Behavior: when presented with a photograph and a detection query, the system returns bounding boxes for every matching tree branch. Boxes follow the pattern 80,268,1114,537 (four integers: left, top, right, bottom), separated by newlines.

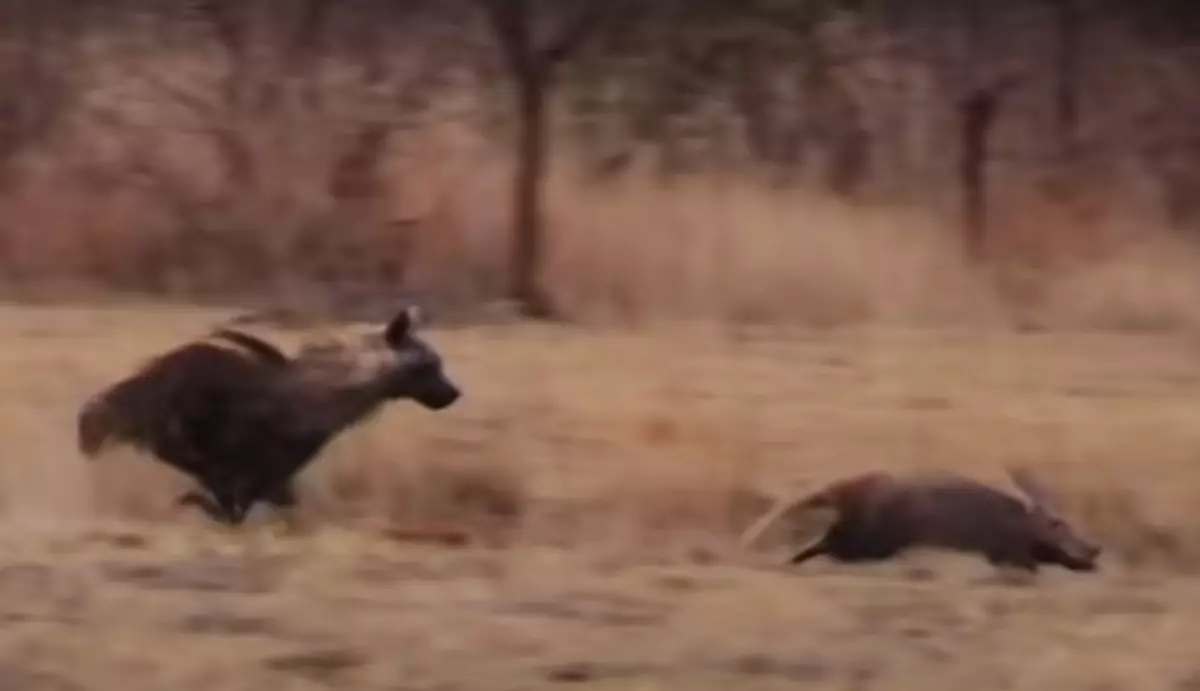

128,70,221,121
540,1,619,66
479,0,535,76
196,0,246,62
480,0,626,74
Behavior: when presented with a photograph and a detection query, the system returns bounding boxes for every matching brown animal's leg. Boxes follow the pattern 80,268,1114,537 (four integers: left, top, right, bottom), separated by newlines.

985,549,1040,573
788,537,829,565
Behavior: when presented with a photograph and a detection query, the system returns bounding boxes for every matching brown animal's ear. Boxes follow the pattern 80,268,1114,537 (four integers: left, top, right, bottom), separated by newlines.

384,305,421,348
1007,465,1062,512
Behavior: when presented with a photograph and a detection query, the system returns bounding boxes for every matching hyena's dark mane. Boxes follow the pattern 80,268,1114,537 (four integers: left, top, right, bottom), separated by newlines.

207,328,291,367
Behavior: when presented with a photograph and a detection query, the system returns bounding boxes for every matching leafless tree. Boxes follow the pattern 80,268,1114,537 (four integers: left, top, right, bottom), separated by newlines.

477,0,631,319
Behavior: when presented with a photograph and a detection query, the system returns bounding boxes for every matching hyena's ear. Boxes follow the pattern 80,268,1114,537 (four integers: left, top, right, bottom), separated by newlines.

384,305,422,348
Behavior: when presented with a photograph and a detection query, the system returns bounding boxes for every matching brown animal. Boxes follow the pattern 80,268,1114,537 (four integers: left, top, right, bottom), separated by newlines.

739,468,1101,573
77,305,462,526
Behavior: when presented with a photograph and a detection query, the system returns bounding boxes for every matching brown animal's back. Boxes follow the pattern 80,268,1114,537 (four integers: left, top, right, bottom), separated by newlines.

827,472,1037,562
898,473,1030,536
764,468,1101,572
822,472,900,509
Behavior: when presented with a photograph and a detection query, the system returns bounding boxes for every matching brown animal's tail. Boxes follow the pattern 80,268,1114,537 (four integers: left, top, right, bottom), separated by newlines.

738,485,838,550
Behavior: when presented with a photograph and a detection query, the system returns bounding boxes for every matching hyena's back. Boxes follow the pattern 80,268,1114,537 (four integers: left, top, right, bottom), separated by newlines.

77,331,288,462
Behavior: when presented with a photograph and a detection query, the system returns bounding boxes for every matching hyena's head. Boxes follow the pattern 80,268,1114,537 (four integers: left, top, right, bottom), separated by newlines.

299,306,462,412
376,306,462,410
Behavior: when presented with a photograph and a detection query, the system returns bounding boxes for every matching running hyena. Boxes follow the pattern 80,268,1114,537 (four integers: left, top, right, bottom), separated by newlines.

77,306,462,526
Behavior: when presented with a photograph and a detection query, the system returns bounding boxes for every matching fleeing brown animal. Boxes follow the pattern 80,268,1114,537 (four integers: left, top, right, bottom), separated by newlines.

77,306,462,527
739,468,1101,573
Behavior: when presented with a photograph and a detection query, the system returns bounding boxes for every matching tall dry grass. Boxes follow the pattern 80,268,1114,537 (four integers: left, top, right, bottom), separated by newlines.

2,301,1195,575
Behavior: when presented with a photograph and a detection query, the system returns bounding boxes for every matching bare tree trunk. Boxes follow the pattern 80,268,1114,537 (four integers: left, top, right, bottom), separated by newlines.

480,0,619,320
1050,0,1082,166
511,69,555,317
959,86,1001,262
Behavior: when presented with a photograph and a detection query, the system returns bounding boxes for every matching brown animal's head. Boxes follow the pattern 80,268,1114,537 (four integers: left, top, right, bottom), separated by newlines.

1010,467,1101,572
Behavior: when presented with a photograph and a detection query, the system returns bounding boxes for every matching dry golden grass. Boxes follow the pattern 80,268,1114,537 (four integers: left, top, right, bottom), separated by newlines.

1,301,1200,689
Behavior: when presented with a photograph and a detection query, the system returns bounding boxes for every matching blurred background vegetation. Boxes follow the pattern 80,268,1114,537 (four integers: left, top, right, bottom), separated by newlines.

1,0,1198,327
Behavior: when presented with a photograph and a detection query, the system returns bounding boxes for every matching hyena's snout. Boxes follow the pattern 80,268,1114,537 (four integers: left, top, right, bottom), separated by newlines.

411,369,461,410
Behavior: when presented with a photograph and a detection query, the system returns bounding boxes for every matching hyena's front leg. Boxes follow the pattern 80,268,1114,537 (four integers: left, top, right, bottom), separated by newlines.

177,465,253,526
245,473,306,533
262,480,297,509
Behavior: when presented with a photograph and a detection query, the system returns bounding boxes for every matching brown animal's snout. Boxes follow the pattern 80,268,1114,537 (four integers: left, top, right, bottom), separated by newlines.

1074,539,1102,568
1038,514,1102,571
1058,543,1101,572
1055,540,1100,571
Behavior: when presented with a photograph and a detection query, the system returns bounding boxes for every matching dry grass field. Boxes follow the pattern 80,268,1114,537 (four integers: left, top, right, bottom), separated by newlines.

1,6,1200,687
0,300,1198,689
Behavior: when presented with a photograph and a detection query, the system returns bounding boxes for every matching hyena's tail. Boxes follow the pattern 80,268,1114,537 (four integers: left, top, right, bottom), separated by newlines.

78,393,121,458
76,380,159,459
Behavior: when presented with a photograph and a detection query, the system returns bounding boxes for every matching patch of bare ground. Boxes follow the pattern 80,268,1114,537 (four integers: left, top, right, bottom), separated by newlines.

0,302,1197,688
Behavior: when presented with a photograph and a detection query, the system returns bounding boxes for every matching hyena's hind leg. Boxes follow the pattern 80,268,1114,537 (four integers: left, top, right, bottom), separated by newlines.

223,471,305,532
262,480,297,509
261,480,306,532
175,467,254,526
176,462,301,529
177,480,296,528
